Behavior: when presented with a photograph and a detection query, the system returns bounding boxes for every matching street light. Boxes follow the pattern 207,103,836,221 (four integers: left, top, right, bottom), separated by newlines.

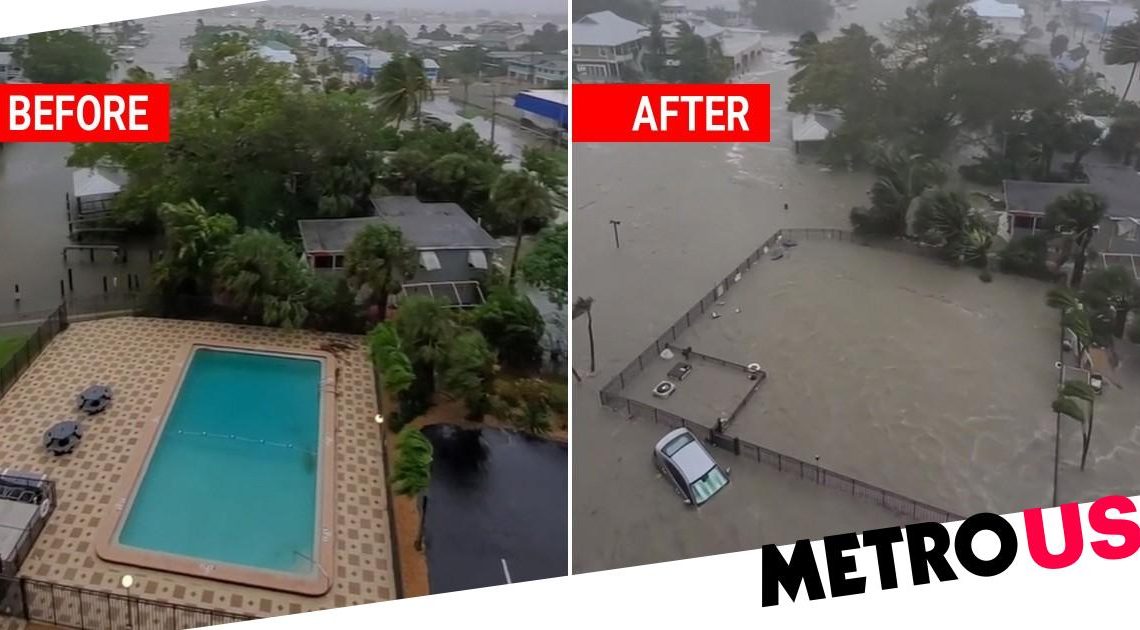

374,414,384,425
120,575,134,630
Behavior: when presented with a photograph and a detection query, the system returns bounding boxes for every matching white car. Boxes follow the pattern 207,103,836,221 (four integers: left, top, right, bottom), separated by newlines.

653,428,731,506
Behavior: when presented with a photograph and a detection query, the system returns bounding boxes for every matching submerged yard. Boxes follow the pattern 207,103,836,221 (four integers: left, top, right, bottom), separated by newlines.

0,336,25,366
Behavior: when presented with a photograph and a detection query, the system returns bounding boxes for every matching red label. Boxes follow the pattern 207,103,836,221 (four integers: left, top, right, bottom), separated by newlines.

573,83,771,143
0,83,171,143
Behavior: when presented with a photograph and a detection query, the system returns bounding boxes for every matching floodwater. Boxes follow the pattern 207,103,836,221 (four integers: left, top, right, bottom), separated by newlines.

420,425,567,593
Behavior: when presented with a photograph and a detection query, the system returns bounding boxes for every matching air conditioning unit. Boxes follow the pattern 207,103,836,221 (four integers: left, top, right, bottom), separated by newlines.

653,381,677,398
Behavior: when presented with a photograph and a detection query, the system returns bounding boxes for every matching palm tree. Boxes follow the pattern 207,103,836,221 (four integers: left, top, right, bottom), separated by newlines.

490,170,555,284
1081,266,1140,338
344,224,417,321
1047,287,1094,355
391,426,432,550
368,323,415,397
857,145,946,236
376,54,433,128
1044,190,1107,287
573,296,596,374
1104,20,1140,103
394,296,456,372
1052,379,1097,470
214,230,311,328
152,200,238,298
912,189,995,265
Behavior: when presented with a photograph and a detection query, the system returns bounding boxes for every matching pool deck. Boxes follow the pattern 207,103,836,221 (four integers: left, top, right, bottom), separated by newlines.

0,317,395,618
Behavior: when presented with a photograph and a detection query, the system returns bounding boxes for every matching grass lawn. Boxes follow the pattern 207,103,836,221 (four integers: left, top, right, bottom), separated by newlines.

0,335,25,366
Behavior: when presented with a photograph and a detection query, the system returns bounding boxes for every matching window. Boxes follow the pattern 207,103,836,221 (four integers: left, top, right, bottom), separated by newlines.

419,251,442,271
662,433,694,457
333,255,346,268
312,254,333,269
468,250,489,270
690,467,729,505
1013,214,1037,230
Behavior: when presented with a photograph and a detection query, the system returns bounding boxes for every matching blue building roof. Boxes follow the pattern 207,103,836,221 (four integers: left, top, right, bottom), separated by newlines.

513,90,568,128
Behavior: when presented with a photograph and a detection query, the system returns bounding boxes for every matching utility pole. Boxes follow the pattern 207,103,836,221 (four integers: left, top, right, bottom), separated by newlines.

609,219,622,249
490,83,498,145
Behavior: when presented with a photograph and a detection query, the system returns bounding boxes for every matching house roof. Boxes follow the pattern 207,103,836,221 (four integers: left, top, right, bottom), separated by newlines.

573,11,646,47
373,196,499,250
791,111,842,143
329,37,367,49
346,48,393,69
657,19,724,40
1003,164,1140,219
72,166,127,198
968,0,1024,19
261,40,292,51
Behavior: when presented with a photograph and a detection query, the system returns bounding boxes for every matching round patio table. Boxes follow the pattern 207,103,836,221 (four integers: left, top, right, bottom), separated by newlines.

78,385,112,414
44,421,83,455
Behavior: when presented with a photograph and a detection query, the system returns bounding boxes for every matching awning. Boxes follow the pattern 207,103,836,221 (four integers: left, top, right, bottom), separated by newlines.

419,251,441,271
467,250,488,270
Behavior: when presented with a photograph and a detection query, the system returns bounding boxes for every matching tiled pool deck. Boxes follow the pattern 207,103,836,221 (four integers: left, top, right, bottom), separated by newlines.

0,317,395,618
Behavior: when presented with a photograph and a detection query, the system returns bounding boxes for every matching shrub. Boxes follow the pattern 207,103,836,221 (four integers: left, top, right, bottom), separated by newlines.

391,427,432,497
999,234,1051,277
492,378,553,436
472,288,544,370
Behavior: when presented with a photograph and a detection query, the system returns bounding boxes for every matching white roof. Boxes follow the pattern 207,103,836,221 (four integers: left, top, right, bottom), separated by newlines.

574,11,646,47
72,167,124,198
792,112,842,143
656,19,724,40
256,46,297,65
422,58,440,69
329,37,367,49
968,0,1025,19
347,49,393,69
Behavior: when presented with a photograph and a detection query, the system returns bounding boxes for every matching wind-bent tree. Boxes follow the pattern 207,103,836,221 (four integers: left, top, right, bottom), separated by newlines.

490,170,555,284
852,146,946,236
391,426,433,549
520,224,568,307
1081,266,1140,339
1105,20,1140,103
1047,287,1094,357
912,189,995,266
441,330,497,420
376,54,433,128
472,288,545,370
573,296,596,374
395,296,457,401
492,378,554,435
214,230,312,328
1043,190,1107,287
368,323,416,401
152,200,238,299
1053,379,1097,471
344,224,417,321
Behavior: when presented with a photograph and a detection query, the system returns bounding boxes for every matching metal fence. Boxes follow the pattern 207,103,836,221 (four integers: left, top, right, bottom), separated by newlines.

0,304,69,400
2,576,253,630
0,473,55,579
598,227,964,524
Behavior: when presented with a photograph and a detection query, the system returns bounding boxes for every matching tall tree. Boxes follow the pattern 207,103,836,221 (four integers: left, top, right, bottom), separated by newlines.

13,31,113,83
1105,20,1140,103
344,224,417,321
1044,190,1107,287
1081,266,1140,339
1052,379,1097,471
441,330,497,420
152,200,238,298
520,224,568,307
391,426,433,549
376,54,433,128
473,288,545,370
490,170,555,284
214,230,312,328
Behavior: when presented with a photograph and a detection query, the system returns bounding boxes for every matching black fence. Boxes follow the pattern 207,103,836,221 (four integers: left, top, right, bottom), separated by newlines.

2,575,253,630
0,303,69,400
0,473,55,580
598,228,964,524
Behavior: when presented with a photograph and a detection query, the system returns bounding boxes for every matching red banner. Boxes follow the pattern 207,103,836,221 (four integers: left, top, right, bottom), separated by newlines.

0,83,171,142
573,83,771,143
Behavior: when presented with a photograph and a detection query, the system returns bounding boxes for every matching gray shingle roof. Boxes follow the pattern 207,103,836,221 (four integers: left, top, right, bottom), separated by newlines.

573,11,646,47
297,197,500,253
1003,164,1140,219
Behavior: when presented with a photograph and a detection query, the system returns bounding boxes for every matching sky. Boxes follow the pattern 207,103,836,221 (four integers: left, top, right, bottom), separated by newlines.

267,0,565,16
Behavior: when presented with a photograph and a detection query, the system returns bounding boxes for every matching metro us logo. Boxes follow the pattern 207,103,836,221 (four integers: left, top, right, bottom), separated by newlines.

761,495,1140,607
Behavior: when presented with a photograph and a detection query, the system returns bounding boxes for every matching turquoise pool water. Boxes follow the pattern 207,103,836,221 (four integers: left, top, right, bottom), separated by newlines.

118,348,322,573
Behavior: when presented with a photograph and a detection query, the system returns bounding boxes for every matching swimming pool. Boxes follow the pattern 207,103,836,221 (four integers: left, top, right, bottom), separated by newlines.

96,344,336,595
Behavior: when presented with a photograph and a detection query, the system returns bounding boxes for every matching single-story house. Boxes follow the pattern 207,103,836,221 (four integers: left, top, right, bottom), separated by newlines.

791,111,843,153
343,49,393,81
0,52,21,83
967,0,1025,38
298,196,499,307
256,41,297,65
1003,163,1140,258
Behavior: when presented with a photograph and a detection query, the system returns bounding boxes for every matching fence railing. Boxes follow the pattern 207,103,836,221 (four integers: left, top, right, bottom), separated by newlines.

0,473,55,579
0,303,69,400
598,227,964,524
2,575,253,630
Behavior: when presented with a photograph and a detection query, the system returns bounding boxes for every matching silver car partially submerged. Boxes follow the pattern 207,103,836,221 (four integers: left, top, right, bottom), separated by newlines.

653,428,731,506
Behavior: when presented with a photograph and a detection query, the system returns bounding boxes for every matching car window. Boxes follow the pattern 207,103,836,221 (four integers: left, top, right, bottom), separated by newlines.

690,467,729,505
662,433,694,457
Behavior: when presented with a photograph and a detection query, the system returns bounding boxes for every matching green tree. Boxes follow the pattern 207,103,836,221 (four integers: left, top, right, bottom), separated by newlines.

1104,101,1140,167
1081,266,1140,339
493,378,554,435
394,296,457,402
473,288,545,370
376,53,433,128
490,170,555,283
440,46,487,105
644,12,667,79
152,200,238,299
521,147,567,212
344,224,417,321
391,426,433,549
851,146,946,236
1104,20,1140,103
1052,379,1097,471
1043,190,1107,287
369,322,416,399
442,330,497,420
1050,33,1070,58
912,189,995,266
520,224,568,307
214,230,311,328
13,31,113,83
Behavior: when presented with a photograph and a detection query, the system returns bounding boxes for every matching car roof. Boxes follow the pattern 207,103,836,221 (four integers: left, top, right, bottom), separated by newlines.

657,429,717,483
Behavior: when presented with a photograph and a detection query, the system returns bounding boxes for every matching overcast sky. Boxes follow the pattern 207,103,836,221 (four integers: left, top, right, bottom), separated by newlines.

267,0,565,16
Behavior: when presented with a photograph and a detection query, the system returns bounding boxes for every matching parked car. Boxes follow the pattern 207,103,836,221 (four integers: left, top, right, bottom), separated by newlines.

653,428,731,506
421,114,450,131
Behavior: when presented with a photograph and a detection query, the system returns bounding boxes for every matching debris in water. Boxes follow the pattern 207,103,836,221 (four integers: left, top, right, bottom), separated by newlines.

711,312,721,319
660,348,675,360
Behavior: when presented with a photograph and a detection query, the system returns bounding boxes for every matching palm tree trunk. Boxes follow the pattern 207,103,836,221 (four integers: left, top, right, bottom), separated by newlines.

1122,61,1138,104
1080,402,1094,471
1072,243,1089,287
586,310,596,373
508,224,524,284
